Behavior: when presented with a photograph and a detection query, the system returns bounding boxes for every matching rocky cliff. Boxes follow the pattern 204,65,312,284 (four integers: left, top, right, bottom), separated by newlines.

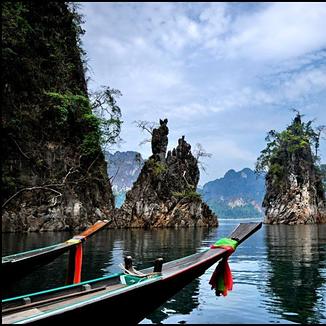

2,3,115,232
259,114,326,224
113,119,218,228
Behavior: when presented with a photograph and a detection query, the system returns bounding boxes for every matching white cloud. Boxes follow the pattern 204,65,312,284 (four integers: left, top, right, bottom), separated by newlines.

207,138,257,162
80,2,326,184
282,67,326,100
222,2,326,61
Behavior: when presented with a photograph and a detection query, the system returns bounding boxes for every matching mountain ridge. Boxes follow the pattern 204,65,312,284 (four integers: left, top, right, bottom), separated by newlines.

199,167,265,218
107,151,266,217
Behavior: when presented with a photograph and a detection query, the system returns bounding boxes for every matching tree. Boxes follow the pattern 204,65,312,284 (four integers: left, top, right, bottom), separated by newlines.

193,143,212,172
90,86,123,150
133,120,158,146
255,111,325,191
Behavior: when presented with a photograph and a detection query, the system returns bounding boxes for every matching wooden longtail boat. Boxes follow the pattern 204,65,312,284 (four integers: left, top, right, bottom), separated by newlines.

2,222,262,324
2,220,109,283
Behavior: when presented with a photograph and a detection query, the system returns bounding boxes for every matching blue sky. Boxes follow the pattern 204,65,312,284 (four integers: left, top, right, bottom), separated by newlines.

79,2,326,185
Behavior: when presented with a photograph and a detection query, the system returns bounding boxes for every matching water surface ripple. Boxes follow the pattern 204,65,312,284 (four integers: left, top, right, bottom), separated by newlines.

2,219,325,324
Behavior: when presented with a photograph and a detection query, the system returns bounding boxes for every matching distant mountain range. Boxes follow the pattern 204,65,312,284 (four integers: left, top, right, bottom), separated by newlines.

199,168,266,218
104,150,144,192
106,151,266,216
104,151,144,208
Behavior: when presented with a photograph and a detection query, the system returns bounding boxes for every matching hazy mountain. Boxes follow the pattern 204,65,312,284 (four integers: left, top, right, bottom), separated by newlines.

104,151,144,207
105,151,144,192
199,168,266,218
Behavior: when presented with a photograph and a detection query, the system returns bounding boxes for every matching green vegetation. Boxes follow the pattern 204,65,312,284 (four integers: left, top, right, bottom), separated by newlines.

255,112,325,192
205,199,262,219
148,159,168,176
172,190,201,200
45,88,122,156
90,87,123,152
2,2,122,201
45,92,92,125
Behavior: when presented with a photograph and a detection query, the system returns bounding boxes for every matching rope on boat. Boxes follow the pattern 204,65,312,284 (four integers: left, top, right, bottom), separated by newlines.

118,264,161,278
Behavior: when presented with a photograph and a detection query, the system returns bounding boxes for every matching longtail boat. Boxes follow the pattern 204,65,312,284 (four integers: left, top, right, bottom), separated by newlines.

2,222,262,324
2,220,109,283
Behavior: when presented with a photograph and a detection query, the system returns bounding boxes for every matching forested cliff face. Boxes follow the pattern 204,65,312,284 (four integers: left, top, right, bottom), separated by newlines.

256,114,326,224
2,2,115,232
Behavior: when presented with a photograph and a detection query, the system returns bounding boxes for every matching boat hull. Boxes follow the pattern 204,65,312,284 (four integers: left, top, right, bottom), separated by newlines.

2,245,71,284
2,222,262,324
5,249,226,324
2,220,108,284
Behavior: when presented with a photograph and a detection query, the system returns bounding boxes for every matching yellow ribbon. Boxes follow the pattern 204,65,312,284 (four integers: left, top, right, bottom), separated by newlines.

65,239,81,244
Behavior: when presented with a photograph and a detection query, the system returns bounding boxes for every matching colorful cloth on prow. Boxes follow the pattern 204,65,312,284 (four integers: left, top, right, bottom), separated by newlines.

209,238,238,297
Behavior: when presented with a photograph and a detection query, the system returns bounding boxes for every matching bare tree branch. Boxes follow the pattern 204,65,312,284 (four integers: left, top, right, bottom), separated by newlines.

133,120,157,135
133,120,158,147
2,186,63,208
193,143,212,172
109,165,120,184
62,167,77,184
10,137,30,160
86,153,100,174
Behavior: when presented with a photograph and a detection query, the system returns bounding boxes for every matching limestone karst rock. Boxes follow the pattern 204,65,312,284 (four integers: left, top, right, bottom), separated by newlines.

2,3,115,232
113,119,218,228
261,114,326,224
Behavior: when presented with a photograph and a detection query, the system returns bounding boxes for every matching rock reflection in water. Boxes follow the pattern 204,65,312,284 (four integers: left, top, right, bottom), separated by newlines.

264,224,326,324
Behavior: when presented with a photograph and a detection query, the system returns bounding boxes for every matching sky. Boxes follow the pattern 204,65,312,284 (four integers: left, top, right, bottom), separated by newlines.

79,2,326,185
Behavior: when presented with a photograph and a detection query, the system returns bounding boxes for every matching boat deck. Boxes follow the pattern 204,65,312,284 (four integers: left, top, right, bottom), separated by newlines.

2,282,128,324
143,247,227,276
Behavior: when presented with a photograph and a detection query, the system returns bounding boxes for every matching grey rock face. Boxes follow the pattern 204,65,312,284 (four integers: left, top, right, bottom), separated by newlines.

263,143,326,224
151,118,169,161
2,145,115,232
113,119,218,228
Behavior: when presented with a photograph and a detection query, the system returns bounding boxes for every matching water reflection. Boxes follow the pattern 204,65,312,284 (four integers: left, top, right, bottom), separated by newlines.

3,222,325,324
146,279,200,323
2,232,72,298
118,228,211,324
264,224,326,324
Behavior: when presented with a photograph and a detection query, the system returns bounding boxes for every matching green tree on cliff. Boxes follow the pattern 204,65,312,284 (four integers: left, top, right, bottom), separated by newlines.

255,112,325,199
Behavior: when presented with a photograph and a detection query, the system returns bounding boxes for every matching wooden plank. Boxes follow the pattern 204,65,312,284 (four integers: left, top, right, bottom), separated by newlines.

2,286,108,315
38,283,127,310
229,222,262,245
2,281,127,316
74,220,109,240
2,308,41,324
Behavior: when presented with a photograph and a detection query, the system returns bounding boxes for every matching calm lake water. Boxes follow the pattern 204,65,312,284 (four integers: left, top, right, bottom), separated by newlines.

2,219,326,324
